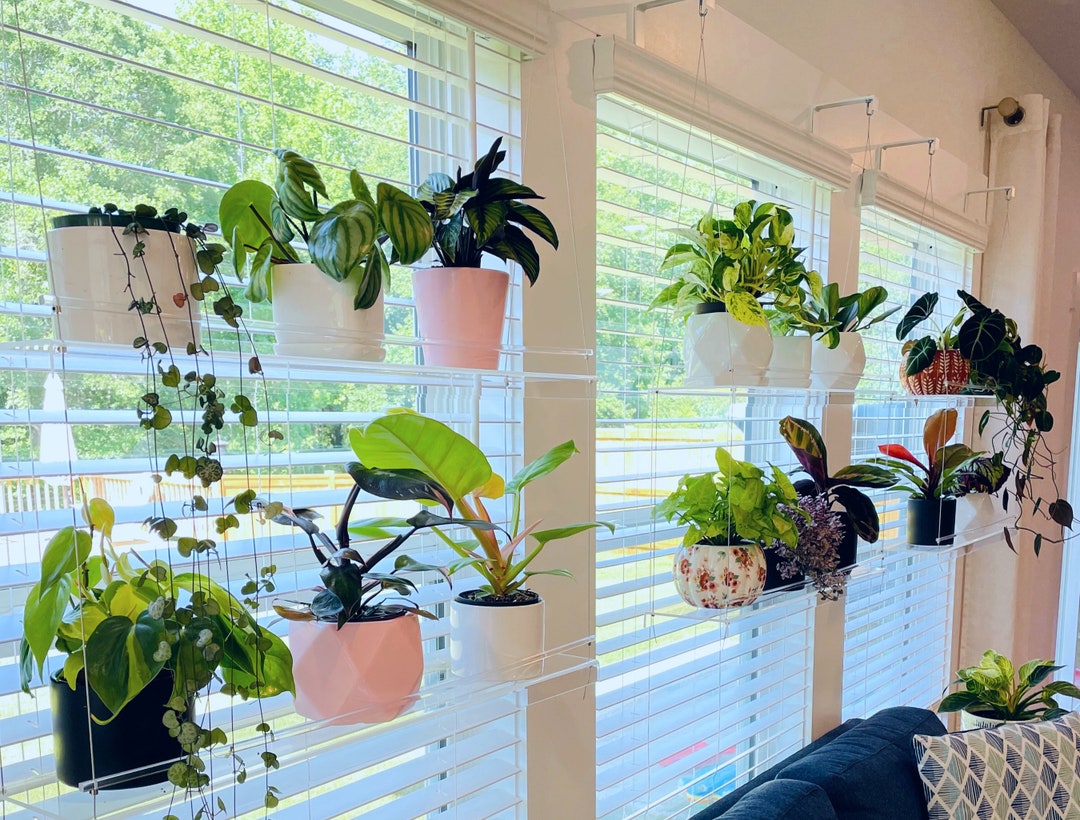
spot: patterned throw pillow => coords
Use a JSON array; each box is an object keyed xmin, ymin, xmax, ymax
[{"xmin": 912, "ymin": 711, "xmax": 1080, "ymax": 820}]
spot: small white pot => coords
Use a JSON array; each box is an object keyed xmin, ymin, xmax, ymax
[
  {"xmin": 683, "ymin": 306, "xmax": 773, "ymax": 387},
  {"xmin": 960, "ymin": 709, "xmax": 1035, "ymax": 731},
  {"xmin": 765, "ymin": 335, "xmax": 812, "ymax": 388},
  {"xmin": 811, "ymin": 332, "xmax": 867, "ymax": 390},
  {"xmin": 47, "ymin": 216, "xmax": 200, "ymax": 347},
  {"xmin": 450, "ymin": 593, "xmax": 544, "ymax": 681},
  {"xmin": 271, "ymin": 263, "xmax": 385, "ymax": 361},
  {"xmin": 955, "ymin": 494, "xmax": 1003, "ymax": 536}
]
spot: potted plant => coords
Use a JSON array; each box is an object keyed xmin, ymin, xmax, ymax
[
  {"xmin": 46, "ymin": 204, "xmax": 202, "ymax": 347},
  {"xmin": 220, "ymin": 148, "xmax": 432, "ymax": 360},
  {"xmin": 414, "ymin": 137, "xmax": 559, "ymax": 369},
  {"xmin": 938, "ymin": 650, "xmax": 1080, "ymax": 730},
  {"xmin": 770, "ymin": 494, "xmax": 849, "ymax": 600},
  {"xmin": 894, "ymin": 291, "xmax": 971, "ymax": 394},
  {"xmin": 268, "ymin": 480, "xmax": 450, "ymax": 725},
  {"xmin": 805, "ymin": 283, "xmax": 899, "ymax": 389},
  {"xmin": 345, "ymin": 411, "xmax": 609, "ymax": 680},
  {"xmin": 20, "ymin": 497, "xmax": 294, "ymax": 790},
  {"xmin": 871, "ymin": 408, "xmax": 979, "ymax": 546},
  {"xmin": 951, "ymin": 289, "xmax": 1070, "ymax": 552},
  {"xmin": 651, "ymin": 200, "xmax": 820, "ymax": 387},
  {"xmin": 778, "ymin": 416, "xmax": 895, "ymax": 569},
  {"xmin": 654, "ymin": 447, "xmax": 801, "ymax": 608},
  {"xmin": 949, "ymin": 452, "xmax": 1011, "ymax": 536}
]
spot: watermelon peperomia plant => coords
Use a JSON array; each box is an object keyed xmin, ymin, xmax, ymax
[{"xmin": 220, "ymin": 149, "xmax": 433, "ymax": 309}]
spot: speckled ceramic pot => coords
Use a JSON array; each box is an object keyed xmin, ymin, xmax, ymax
[{"xmin": 672, "ymin": 540, "xmax": 768, "ymax": 608}]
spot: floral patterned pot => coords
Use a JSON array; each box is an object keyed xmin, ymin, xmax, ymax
[
  {"xmin": 900, "ymin": 349, "xmax": 970, "ymax": 395},
  {"xmin": 672, "ymin": 540, "xmax": 768, "ymax": 608}
]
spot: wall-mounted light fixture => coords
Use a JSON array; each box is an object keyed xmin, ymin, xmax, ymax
[{"xmin": 979, "ymin": 97, "xmax": 1025, "ymax": 128}]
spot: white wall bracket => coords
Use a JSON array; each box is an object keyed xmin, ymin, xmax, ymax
[
  {"xmin": 809, "ymin": 95, "xmax": 876, "ymax": 134},
  {"xmin": 873, "ymin": 137, "xmax": 938, "ymax": 170}
]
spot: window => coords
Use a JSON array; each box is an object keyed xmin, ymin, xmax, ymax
[
  {"xmin": 0, "ymin": 0, "xmax": 531, "ymax": 814},
  {"xmin": 842, "ymin": 207, "xmax": 976, "ymax": 720},
  {"xmin": 594, "ymin": 94, "xmax": 829, "ymax": 818}
]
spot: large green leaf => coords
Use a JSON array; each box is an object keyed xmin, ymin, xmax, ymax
[
  {"xmin": 354, "ymin": 244, "xmax": 386, "ymax": 310},
  {"xmin": 725, "ymin": 291, "xmax": 768, "ymax": 326},
  {"xmin": 487, "ymin": 224, "xmax": 541, "ymax": 285},
  {"xmin": 779, "ymin": 416, "xmax": 827, "ymax": 488},
  {"xmin": 830, "ymin": 485, "xmax": 881, "ymax": 543},
  {"xmin": 506, "ymin": 441, "xmax": 578, "ymax": 495},
  {"xmin": 377, "ymin": 183, "xmax": 433, "ymax": 265},
  {"xmin": 506, "ymin": 201, "xmax": 559, "ymax": 249},
  {"xmin": 274, "ymin": 149, "xmax": 326, "ymax": 222},
  {"xmin": 308, "ymin": 200, "xmax": 378, "ymax": 282},
  {"xmin": 463, "ymin": 199, "xmax": 509, "ymax": 247},
  {"xmin": 220, "ymin": 621, "xmax": 295, "ymax": 697},
  {"xmin": 904, "ymin": 337, "xmax": 938, "ymax": 376},
  {"xmin": 957, "ymin": 310, "xmax": 1007, "ymax": 364},
  {"xmin": 896, "ymin": 292, "xmax": 938, "ymax": 340},
  {"xmin": 23, "ymin": 575, "xmax": 72, "ymax": 679},
  {"xmin": 346, "ymin": 462, "xmax": 454, "ymax": 513},
  {"xmin": 84, "ymin": 612, "xmax": 166, "ymax": 720},
  {"xmin": 830, "ymin": 463, "xmax": 896, "ymax": 489},
  {"xmin": 219, "ymin": 180, "xmax": 277, "ymax": 277},
  {"xmin": 531, "ymin": 521, "xmax": 614, "ymax": 546},
  {"xmin": 40, "ymin": 526, "xmax": 91, "ymax": 589},
  {"xmin": 349, "ymin": 413, "xmax": 492, "ymax": 503}
]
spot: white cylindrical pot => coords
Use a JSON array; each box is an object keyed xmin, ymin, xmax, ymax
[
  {"xmin": 959, "ymin": 710, "xmax": 1034, "ymax": 731},
  {"xmin": 271, "ymin": 263, "xmax": 385, "ymax": 361},
  {"xmin": 955, "ymin": 494, "xmax": 1002, "ymax": 537},
  {"xmin": 450, "ymin": 593, "xmax": 544, "ymax": 681},
  {"xmin": 811, "ymin": 332, "xmax": 867, "ymax": 390},
  {"xmin": 47, "ymin": 214, "xmax": 200, "ymax": 347},
  {"xmin": 765, "ymin": 335, "xmax": 812, "ymax": 388},
  {"xmin": 683, "ymin": 305, "xmax": 773, "ymax": 387}
]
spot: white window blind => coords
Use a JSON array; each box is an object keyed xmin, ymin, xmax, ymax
[
  {"xmin": 595, "ymin": 94, "xmax": 830, "ymax": 819},
  {"xmin": 0, "ymin": 0, "xmax": 533, "ymax": 816},
  {"xmin": 842, "ymin": 208, "xmax": 976, "ymax": 720}
]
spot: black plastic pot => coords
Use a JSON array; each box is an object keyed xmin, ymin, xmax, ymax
[
  {"xmin": 836, "ymin": 516, "xmax": 858, "ymax": 570},
  {"xmin": 907, "ymin": 497, "xmax": 957, "ymax": 547},
  {"xmin": 50, "ymin": 212, "xmax": 182, "ymax": 233},
  {"xmin": 693, "ymin": 301, "xmax": 727, "ymax": 316},
  {"xmin": 51, "ymin": 670, "xmax": 185, "ymax": 789},
  {"xmin": 762, "ymin": 543, "xmax": 806, "ymax": 592}
]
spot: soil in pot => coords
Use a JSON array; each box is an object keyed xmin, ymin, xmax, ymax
[
  {"xmin": 907, "ymin": 497, "xmax": 957, "ymax": 547},
  {"xmin": 51, "ymin": 669, "xmax": 187, "ymax": 789}
]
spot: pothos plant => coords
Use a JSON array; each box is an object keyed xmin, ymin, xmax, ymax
[
  {"xmin": 99, "ymin": 204, "xmax": 293, "ymax": 812},
  {"xmin": 650, "ymin": 199, "xmax": 823, "ymax": 329},
  {"xmin": 220, "ymin": 149, "xmax": 433, "ymax": 309},
  {"xmin": 344, "ymin": 411, "xmax": 611, "ymax": 602}
]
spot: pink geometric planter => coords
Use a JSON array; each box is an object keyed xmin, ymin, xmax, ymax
[
  {"xmin": 290, "ymin": 614, "xmax": 423, "ymax": 725},
  {"xmin": 412, "ymin": 267, "xmax": 509, "ymax": 369}
]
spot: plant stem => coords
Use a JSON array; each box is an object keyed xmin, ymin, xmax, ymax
[{"xmin": 246, "ymin": 204, "xmax": 296, "ymax": 262}]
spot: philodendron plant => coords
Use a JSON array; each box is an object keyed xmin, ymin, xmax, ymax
[
  {"xmin": 650, "ymin": 199, "xmax": 823, "ymax": 328},
  {"xmin": 938, "ymin": 650, "xmax": 1080, "ymax": 722},
  {"xmin": 267, "ymin": 476, "xmax": 454, "ymax": 628},
  {"xmin": 417, "ymin": 137, "xmax": 559, "ymax": 285},
  {"xmin": 345, "ymin": 411, "xmax": 611, "ymax": 601},
  {"xmin": 778, "ymin": 416, "xmax": 896, "ymax": 542},
  {"xmin": 20, "ymin": 497, "xmax": 294, "ymax": 789},
  {"xmin": 220, "ymin": 149, "xmax": 433, "ymax": 309},
  {"xmin": 806, "ymin": 283, "xmax": 899, "ymax": 349}
]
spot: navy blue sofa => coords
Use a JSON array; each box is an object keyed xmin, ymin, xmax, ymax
[{"xmin": 689, "ymin": 706, "xmax": 946, "ymax": 820}]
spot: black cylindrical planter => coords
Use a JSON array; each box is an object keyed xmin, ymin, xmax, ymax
[
  {"xmin": 907, "ymin": 497, "xmax": 957, "ymax": 547},
  {"xmin": 51, "ymin": 671, "xmax": 184, "ymax": 789},
  {"xmin": 836, "ymin": 517, "xmax": 858, "ymax": 570}
]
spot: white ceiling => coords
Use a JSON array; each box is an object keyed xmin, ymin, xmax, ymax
[{"xmin": 991, "ymin": 0, "xmax": 1080, "ymax": 99}]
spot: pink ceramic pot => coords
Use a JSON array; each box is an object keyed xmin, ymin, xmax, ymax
[
  {"xmin": 412, "ymin": 267, "xmax": 509, "ymax": 369},
  {"xmin": 290, "ymin": 614, "xmax": 423, "ymax": 725},
  {"xmin": 672, "ymin": 541, "xmax": 768, "ymax": 608}
]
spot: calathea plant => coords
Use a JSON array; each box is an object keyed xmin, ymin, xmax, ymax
[
  {"xmin": 220, "ymin": 149, "xmax": 433, "ymax": 309},
  {"xmin": 651, "ymin": 199, "xmax": 823, "ymax": 328},
  {"xmin": 417, "ymin": 137, "xmax": 559, "ymax": 285}
]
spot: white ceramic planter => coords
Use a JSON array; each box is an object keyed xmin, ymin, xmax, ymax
[
  {"xmin": 450, "ymin": 593, "xmax": 544, "ymax": 681},
  {"xmin": 413, "ymin": 267, "xmax": 509, "ymax": 369},
  {"xmin": 289, "ymin": 614, "xmax": 422, "ymax": 725},
  {"xmin": 955, "ymin": 494, "xmax": 1003, "ymax": 537},
  {"xmin": 672, "ymin": 541, "xmax": 768, "ymax": 609},
  {"xmin": 765, "ymin": 335, "xmax": 812, "ymax": 388},
  {"xmin": 960, "ymin": 710, "xmax": 1034, "ymax": 731},
  {"xmin": 811, "ymin": 332, "xmax": 867, "ymax": 390},
  {"xmin": 271, "ymin": 263, "xmax": 385, "ymax": 360},
  {"xmin": 47, "ymin": 216, "xmax": 199, "ymax": 347},
  {"xmin": 683, "ymin": 306, "xmax": 773, "ymax": 387}
]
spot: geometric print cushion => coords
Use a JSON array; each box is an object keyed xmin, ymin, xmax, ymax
[{"xmin": 912, "ymin": 711, "xmax": 1080, "ymax": 820}]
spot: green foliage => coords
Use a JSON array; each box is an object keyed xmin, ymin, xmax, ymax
[
  {"xmin": 649, "ymin": 199, "xmax": 822, "ymax": 331},
  {"xmin": 807, "ymin": 283, "xmax": 899, "ymax": 348},
  {"xmin": 346, "ymin": 412, "xmax": 610, "ymax": 599},
  {"xmin": 871, "ymin": 408, "xmax": 979, "ymax": 499},
  {"xmin": 221, "ymin": 149, "xmax": 431, "ymax": 309},
  {"xmin": 938, "ymin": 649, "xmax": 1080, "ymax": 721},
  {"xmin": 654, "ymin": 446, "xmax": 801, "ymax": 548},
  {"xmin": 417, "ymin": 137, "xmax": 559, "ymax": 285}
]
